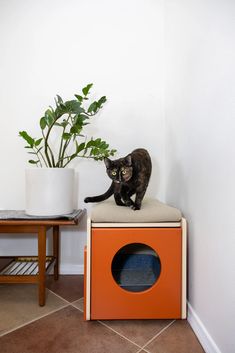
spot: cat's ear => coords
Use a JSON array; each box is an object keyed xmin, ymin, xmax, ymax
[
  {"xmin": 104, "ymin": 157, "xmax": 111, "ymax": 168},
  {"xmin": 125, "ymin": 154, "xmax": 132, "ymax": 166}
]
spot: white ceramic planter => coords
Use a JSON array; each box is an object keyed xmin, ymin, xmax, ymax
[{"xmin": 25, "ymin": 168, "xmax": 75, "ymax": 216}]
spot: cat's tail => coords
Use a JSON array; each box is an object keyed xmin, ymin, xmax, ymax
[{"xmin": 84, "ymin": 183, "xmax": 114, "ymax": 203}]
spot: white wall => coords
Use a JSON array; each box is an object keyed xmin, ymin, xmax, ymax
[
  {"xmin": 165, "ymin": 1, "xmax": 235, "ymax": 352},
  {"xmin": 0, "ymin": 0, "xmax": 165, "ymax": 271}
]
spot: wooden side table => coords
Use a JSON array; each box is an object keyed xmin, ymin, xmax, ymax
[{"xmin": 0, "ymin": 209, "xmax": 86, "ymax": 306}]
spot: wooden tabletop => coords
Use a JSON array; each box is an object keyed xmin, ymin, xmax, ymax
[{"xmin": 0, "ymin": 209, "xmax": 86, "ymax": 226}]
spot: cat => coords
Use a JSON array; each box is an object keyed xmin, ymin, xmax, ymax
[{"xmin": 84, "ymin": 148, "xmax": 152, "ymax": 210}]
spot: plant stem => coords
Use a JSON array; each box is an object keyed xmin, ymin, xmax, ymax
[
  {"xmin": 63, "ymin": 154, "xmax": 97, "ymax": 168},
  {"xmin": 36, "ymin": 147, "xmax": 49, "ymax": 167},
  {"xmin": 57, "ymin": 114, "xmax": 71, "ymax": 167},
  {"xmin": 47, "ymin": 145, "xmax": 56, "ymax": 167},
  {"xmin": 33, "ymin": 148, "xmax": 43, "ymax": 167},
  {"xmin": 44, "ymin": 113, "xmax": 63, "ymax": 167},
  {"xmin": 60, "ymin": 138, "xmax": 71, "ymax": 167}
]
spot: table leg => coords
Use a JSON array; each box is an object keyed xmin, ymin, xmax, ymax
[
  {"xmin": 38, "ymin": 226, "xmax": 47, "ymax": 306},
  {"xmin": 53, "ymin": 225, "xmax": 59, "ymax": 280}
]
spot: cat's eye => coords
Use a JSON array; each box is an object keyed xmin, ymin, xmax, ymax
[
  {"xmin": 111, "ymin": 171, "xmax": 117, "ymax": 176},
  {"xmin": 122, "ymin": 170, "xmax": 127, "ymax": 175}
]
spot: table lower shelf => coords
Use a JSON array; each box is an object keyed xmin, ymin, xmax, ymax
[{"xmin": 0, "ymin": 256, "xmax": 55, "ymax": 282}]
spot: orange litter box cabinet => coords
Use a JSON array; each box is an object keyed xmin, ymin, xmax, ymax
[{"xmin": 84, "ymin": 199, "xmax": 187, "ymax": 320}]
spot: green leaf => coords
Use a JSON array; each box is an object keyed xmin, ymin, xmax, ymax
[
  {"xmin": 97, "ymin": 96, "xmax": 107, "ymax": 108},
  {"xmin": 73, "ymin": 115, "xmax": 86, "ymax": 128},
  {"xmin": 110, "ymin": 149, "xmax": 117, "ymax": 156},
  {"xmin": 19, "ymin": 131, "xmax": 35, "ymax": 147},
  {"xmin": 56, "ymin": 95, "xmax": 63, "ymax": 104},
  {"xmin": 79, "ymin": 114, "xmax": 89, "ymax": 120},
  {"xmin": 92, "ymin": 147, "xmax": 99, "ymax": 156},
  {"xmin": 86, "ymin": 139, "xmax": 96, "ymax": 148},
  {"xmin": 28, "ymin": 159, "xmax": 39, "ymax": 164},
  {"xmin": 68, "ymin": 152, "xmax": 77, "ymax": 162},
  {"xmin": 99, "ymin": 141, "xmax": 108, "ymax": 149},
  {"xmin": 82, "ymin": 83, "xmax": 93, "ymax": 96},
  {"xmin": 75, "ymin": 94, "xmax": 83, "ymax": 102},
  {"xmin": 88, "ymin": 101, "xmax": 98, "ymax": 113},
  {"xmin": 40, "ymin": 117, "xmax": 47, "ymax": 130},
  {"xmin": 64, "ymin": 100, "xmax": 84, "ymax": 114},
  {"xmin": 44, "ymin": 109, "xmax": 54, "ymax": 126},
  {"xmin": 60, "ymin": 120, "xmax": 69, "ymax": 128},
  {"xmin": 62, "ymin": 132, "xmax": 72, "ymax": 140},
  {"xmin": 76, "ymin": 142, "xmax": 86, "ymax": 154},
  {"xmin": 94, "ymin": 138, "xmax": 101, "ymax": 146},
  {"xmin": 35, "ymin": 138, "xmax": 43, "ymax": 146},
  {"xmin": 55, "ymin": 102, "xmax": 67, "ymax": 116},
  {"xmin": 70, "ymin": 125, "xmax": 81, "ymax": 134}
]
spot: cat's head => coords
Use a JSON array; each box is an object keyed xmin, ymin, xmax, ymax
[{"xmin": 104, "ymin": 155, "xmax": 133, "ymax": 183}]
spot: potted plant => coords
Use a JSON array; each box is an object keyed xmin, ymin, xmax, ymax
[{"xmin": 19, "ymin": 83, "xmax": 116, "ymax": 216}]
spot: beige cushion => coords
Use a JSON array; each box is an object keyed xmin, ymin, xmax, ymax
[{"xmin": 90, "ymin": 198, "xmax": 182, "ymax": 223}]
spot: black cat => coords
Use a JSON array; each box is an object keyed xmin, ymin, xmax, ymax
[{"xmin": 84, "ymin": 148, "xmax": 152, "ymax": 210}]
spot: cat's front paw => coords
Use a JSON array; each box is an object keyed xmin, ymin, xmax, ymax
[
  {"xmin": 116, "ymin": 201, "xmax": 126, "ymax": 206},
  {"xmin": 125, "ymin": 200, "xmax": 134, "ymax": 207},
  {"xmin": 131, "ymin": 204, "xmax": 141, "ymax": 211}
]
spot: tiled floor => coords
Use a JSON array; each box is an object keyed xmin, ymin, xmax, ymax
[{"xmin": 0, "ymin": 276, "xmax": 205, "ymax": 353}]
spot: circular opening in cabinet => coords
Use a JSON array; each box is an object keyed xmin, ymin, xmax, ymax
[{"xmin": 111, "ymin": 243, "xmax": 161, "ymax": 292}]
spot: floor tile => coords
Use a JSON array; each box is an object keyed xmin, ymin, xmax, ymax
[
  {"xmin": 0, "ymin": 306, "xmax": 140, "ymax": 353},
  {"xmin": 145, "ymin": 320, "xmax": 205, "ymax": 353},
  {"xmin": 72, "ymin": 297, "xmax": 84, "ymax": 311},
  {"xmin": 0, "ymin": 275, "xmax": 206, "ymax": 353},
  {"xmin": 46, "ymin": 274, "xmax": 84, "ymax": 302},
  {"xmin": 73, "ymin": 297, "xmax": 173, "ymax": 347},
  {"xmin": 0, "ymin": 284, "xmax": 68, "ymax": 336},
  {"xmin": 100, "ymin": 319, "xmax": 173, "ymax": 347}
]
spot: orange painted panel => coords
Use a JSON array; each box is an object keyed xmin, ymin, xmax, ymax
[{"xmin": 91, "ymin": 227, "xmax": 182, "ymax": 320}]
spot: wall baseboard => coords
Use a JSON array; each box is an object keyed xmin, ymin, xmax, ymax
[
  {"xmin": 59, "ymin": 264, "xmax": 84, "ymax": 275},
  {"xmin": 187, "ymin": 302, "xmax": 221, "ymax": 353}
]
